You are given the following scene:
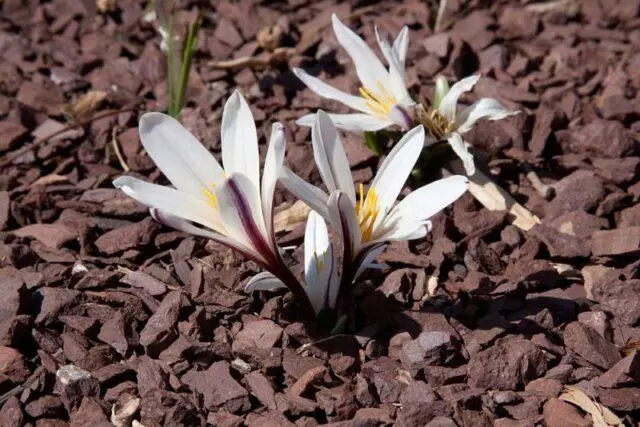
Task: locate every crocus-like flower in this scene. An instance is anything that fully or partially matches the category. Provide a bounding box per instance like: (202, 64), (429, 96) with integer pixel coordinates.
(245, 210), (339, 316)
(113, 90), (314, 314)
(293, 14), (415, 132)
(419, 75), (518, 176)
(280, 111), (468, 289)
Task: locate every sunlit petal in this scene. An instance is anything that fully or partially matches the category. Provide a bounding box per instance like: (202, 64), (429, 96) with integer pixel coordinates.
(221, 90), (260, 193)
(392, 26), (409, 72)
(331, 14), (389, 91)
(261, 123), (285, 241)
(386, 175), (468, 228)
(455, 98), (518, 134)
(374, 26), (412, 105)
(328, 191), (362, 259)
(433, 76), (449, 109)
(353, 244), (387, 282)
(300, 112), (393, 132)
(438, 74), (480, 123)
(113, 176), (223, 232)
(447, 132), (475, 175)
(149, 207), (257, 260)
(278, 167), (330, 221)
(370, 125), (424, 216)
(292, 68), (370, 113)
(216, 174), (268, 254)
(138, 112), (225, 199)
(244, 272), (287, 292)
(312, 111), (356, 205)
(304, 211), (334, 314)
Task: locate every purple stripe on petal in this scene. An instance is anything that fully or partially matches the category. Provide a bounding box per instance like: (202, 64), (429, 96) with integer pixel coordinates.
(227, 177), (277, 265)
(392, 105), (414, 130)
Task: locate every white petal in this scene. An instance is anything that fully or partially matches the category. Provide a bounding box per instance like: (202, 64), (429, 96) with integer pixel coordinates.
(370, 125), (424, 217)
(455, 98), (518, 134)
(374, 26), (412, 105)
(261, 123), (285, 240)
(279, 167), (330, 221)
(331, 14), (389, 91)
(293, 68), (370, 113)
(138, 112), (225, 199)
(296, 113), (316, 128)
(353, 244), (387, 282)
(438, 74), (480, 123)
(319, 113), (394, 132)
(434, 76), (449, 109)
(312, 111), (356, 204)
(447, 132), (475, 175)
(392, 26), (409, 72)
(216, 174), (269, 255)
(244, 272), (287, 293)
(328, 191), (362, 260)
(304, 211), (334, 314)
(221, 90), (260, 193)
(386, 175), (468, 230)
(383, 220), (431, 242)
(150, 207), (256, 259)
(113, 176), (223, 232)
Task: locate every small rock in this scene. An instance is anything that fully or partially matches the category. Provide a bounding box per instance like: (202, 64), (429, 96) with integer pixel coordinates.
(0, 396), (24, 427)
(69, 397), (109, 426)
(13, 223), (77, 249)
(181, 361), (250, 413)
(591, 227), (640, 256)
(289, 365), (326, 397)
(543, 398), (589, 427)
(25, 395), (65, 419)
(97, 311), (129, 356)
(245, 371), (276, 410)
(231, 319), (283, 354)
(563, 322), (621, 370)
(525, 378), (563, 399)
(94, 217), (159, 255)
(35, 288), (80, 324)
(0, 346), (29, 383)
(400, 380), (437, 405)
(467, 337), (547, 390)
(531, 224), (590, 258)
(139, 291), (186, 356)
(121, 270), (167, 296)
(597, 352), (640, 388)
(577, 311), (611, 341)
(0, 122), (27, 151)
(55, 365), (100, 412)
(546, 171), (605, 220)
(567, 120), (632, 158)
(597, 387), (640, 412)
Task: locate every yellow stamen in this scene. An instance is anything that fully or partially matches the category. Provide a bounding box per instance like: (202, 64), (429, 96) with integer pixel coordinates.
(359, 82), (398, 119)
(202, 183), (218, 209)
(418, 105), (454, 140)
(355, 184), (381, 242)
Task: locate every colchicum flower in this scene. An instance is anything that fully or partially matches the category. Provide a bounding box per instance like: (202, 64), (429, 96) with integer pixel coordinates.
(113, 90), (315, 315)
(245, 210), (339, 317)
(419, 75), (518, 176)
(293, 14), (415, 132)
(280, 111), (468, 291)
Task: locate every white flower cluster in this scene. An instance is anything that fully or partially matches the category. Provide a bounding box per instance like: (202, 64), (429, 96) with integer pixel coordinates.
(114, 16), (517, 320)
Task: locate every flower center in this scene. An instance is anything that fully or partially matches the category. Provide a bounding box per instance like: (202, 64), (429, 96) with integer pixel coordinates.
(421, 109), (454, 140)
(359, 82), (397, 119)
(355, 183), (380, 242)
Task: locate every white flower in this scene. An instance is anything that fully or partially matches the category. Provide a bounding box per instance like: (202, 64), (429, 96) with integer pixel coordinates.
(245, 211), (339, 316)
(113, 90), (314, 314)
(293, 14), (415, 132)
(280, 111), (468, 283)
(421, 75), (519, 175)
